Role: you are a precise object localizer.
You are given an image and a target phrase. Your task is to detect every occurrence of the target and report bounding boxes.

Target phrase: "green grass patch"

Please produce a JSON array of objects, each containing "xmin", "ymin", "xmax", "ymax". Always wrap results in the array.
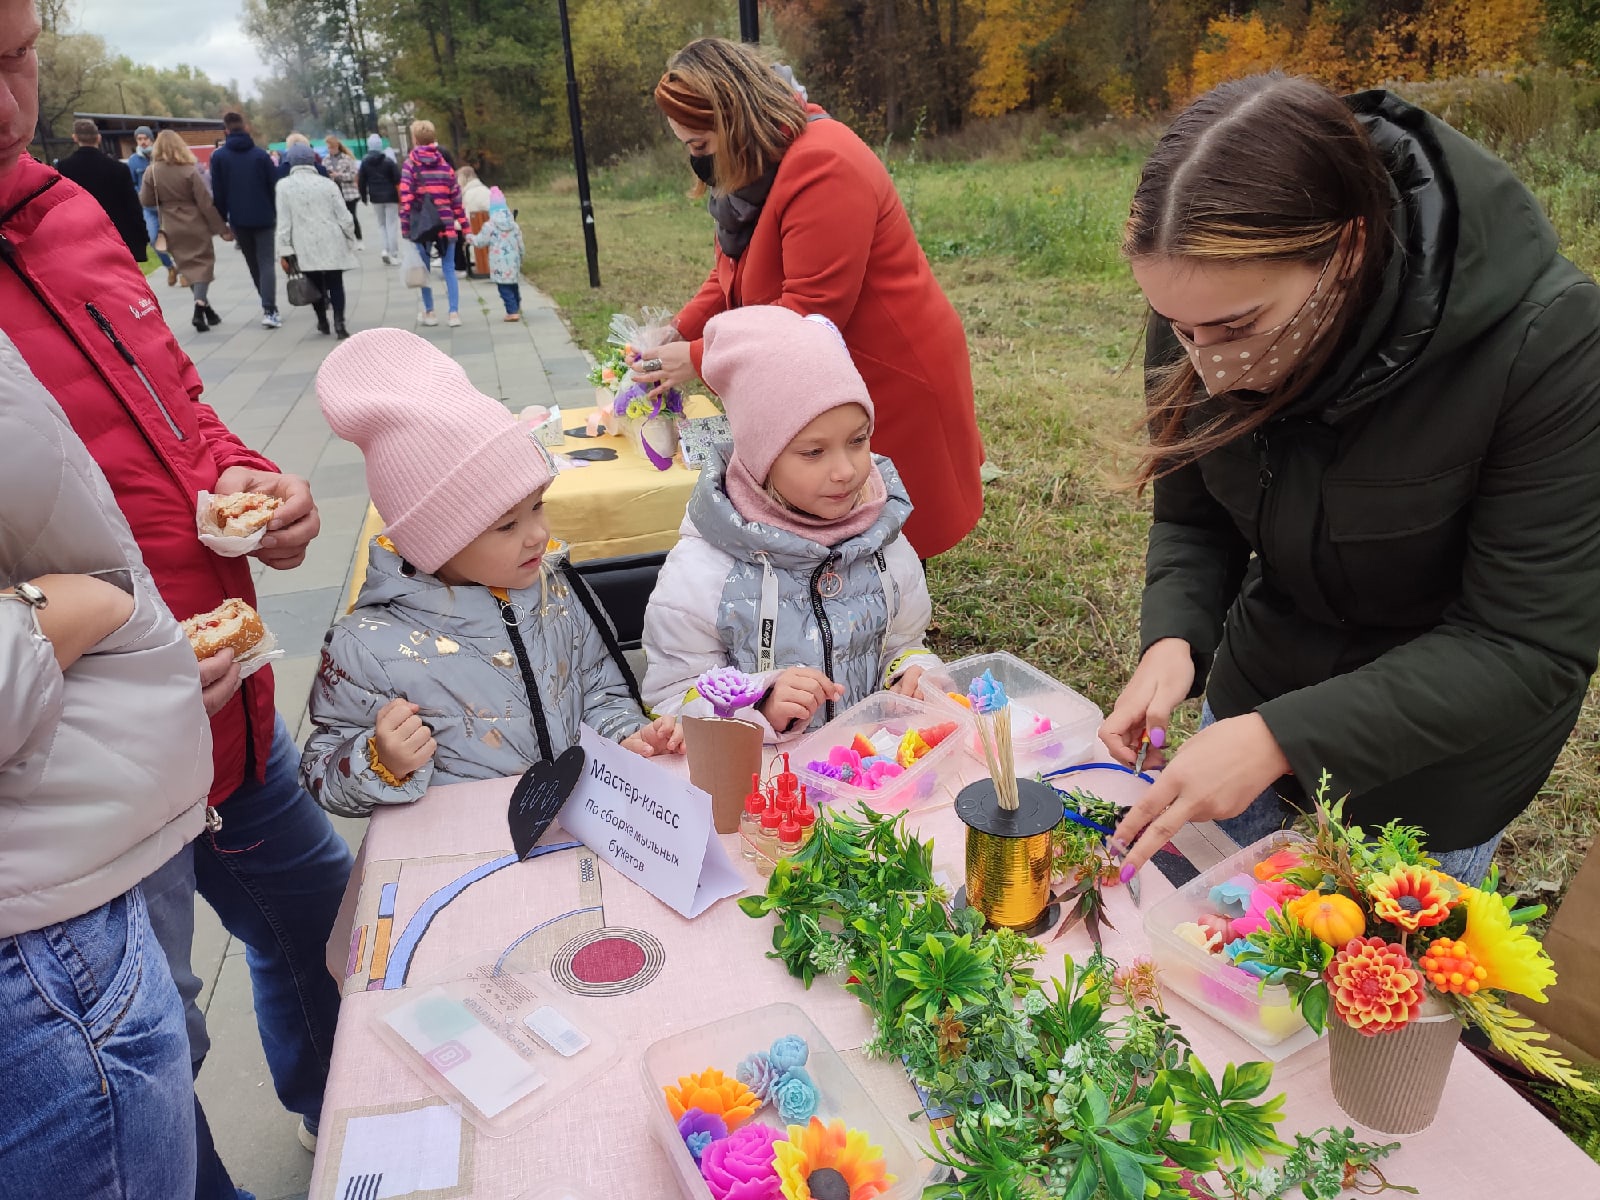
[{"xmin": 513, "ymin": 138, "xmax": 1600, "ymax": 915}]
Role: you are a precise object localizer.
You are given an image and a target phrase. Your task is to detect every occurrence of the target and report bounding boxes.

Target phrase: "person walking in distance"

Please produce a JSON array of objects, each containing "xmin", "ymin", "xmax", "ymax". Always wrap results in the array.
[
  {"xmin": 358, "ymin": 133, "xmax": 401, "ymax": 263},
  {"xmin": 323, "ymin": 134, "xmax": 363, "ymax": 250},
  {"xmin": 139, "ymin": 130, "xmax": 232, "ymax": 334},
  {"xmin": 399, "ymin": 119, "xmax": 466, "ymax": 327},
  {"xmin": 276, "ymin": 141, "xmax": 357, "ymax": 338},
  {"xmin": 209, "ymin": 111, "xmax": 282, "ymax": 329},
  {"xmin": 126, "ymin": 123, "xmax": 178, "ymax": 285},
  {"xmin": 54, "ymin": 117, "xmax": 147, "ymax": 263}
]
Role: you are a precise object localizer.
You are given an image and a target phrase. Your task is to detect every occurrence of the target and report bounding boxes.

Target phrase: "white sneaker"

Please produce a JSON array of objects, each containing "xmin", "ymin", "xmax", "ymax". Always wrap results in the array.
[
  {"xmin": 355, "ymin": 242, "xmax": 365, "ymax": 252},
  {"xmin": 261, "ymin": 310, "xmax": 281, "ymax": 329},
  {"xmin": 380, "ymin": 253, "xmax": 392, "ymax": 265},
  {"xmin": 418, "ymin": 309, "xmax": 438, "ymax": 327},
  {"xmin": 447, "ymin": 312, "xmax": 462, "ymax": 328}
]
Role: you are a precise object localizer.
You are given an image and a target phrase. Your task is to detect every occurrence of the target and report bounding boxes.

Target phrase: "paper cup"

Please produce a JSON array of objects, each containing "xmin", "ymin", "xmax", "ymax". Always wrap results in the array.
[
  {"xmin": 1327, "ymin": 1001, "xmax": 1460, "ymax": 1134},
  {"xmin": 681, "ymin": 715, "xmax": 763, "ymax": 835}
]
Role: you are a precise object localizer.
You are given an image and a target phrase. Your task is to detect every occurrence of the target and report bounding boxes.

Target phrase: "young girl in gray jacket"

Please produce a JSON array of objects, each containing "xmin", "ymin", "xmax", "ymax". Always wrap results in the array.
[
  {"xmin": 641, "ymin": 306, "xmax": 940, "ymax": 741},
  {"xmin": 302, "ymin": 329, "xmax": 679, "ymax": 818}
]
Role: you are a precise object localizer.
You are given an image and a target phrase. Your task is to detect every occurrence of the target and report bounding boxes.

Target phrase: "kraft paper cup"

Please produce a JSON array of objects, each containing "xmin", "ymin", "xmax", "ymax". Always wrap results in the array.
[
  {"xmin": 682, "ymin": 715, "xmax": 763, "ymax": 835},
  {"xmin": 1327, "ymin": 1001, "xmax": 1460, "ymax": 1134}
]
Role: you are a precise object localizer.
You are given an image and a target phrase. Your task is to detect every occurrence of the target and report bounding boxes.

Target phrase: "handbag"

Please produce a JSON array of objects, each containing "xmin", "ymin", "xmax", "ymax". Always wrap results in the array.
[
  {"xmin": 402, "ymin": 240, "xmax": 427, "ymax": 289},
  {"xmin": 285, "ymin": 269, "xmax": 322, "ymax": 307},
  {"xmin": 150, "ymin": 164, "xmax": 169, "ymax": 253}
]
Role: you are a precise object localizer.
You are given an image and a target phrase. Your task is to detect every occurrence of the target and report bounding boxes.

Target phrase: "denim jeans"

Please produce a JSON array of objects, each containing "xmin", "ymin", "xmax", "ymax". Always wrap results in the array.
[
  {"xmin": 418, "ymin": 234, "xmax": 460, "ymax": 314},
  {"xmin": 233, "ymin": 224, "xmax": 278, "ymax": 314},
  {"xmin": 372, "ymin": 202, "xmax": 400, "ymax": 258},
  {"xmin": 1201, "ymin": 701, "xmax": 1504, "ymax": 885},
  {"xmin": 144, "ymin": 714, "xmax": 354, "ymax": 1199},
  {"xmin": 143, "ymin": 206, "xmax": 174, "ymax": 269},
  {"xmin": 0, "ymin": 888, "xmax": 196, "ymax": 1196},
  {"xmin": 497, "ymin": 282, "xmax": 522, "ymax": 315}
]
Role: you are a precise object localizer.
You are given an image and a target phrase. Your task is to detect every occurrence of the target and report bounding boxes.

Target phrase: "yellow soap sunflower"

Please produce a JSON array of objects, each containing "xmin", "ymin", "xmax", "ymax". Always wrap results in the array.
[
  {"xmin": 773, "ymin": 1117, "xmax": 895, "ymax": 1200},
  {"xmin": 1457, "ymin": 887, "xmax": 1556, "ymax": 1002}
]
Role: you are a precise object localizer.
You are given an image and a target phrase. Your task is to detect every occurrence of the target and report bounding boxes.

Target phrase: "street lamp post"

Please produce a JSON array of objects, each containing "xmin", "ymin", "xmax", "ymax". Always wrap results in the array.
[
  {"xmin": 739, "ymin": 0, "xmax": 759, "ymax": 41},
  {"xmin": 556, "ymin": 0, "xmax": 601, "ymax": 288}
]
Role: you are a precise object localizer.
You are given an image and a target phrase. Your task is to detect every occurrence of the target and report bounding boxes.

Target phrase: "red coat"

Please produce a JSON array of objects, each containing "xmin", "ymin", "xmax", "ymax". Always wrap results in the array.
[
  {"xmin": 0, "ymin": 155, "xmax": 277, "ymax": 805},
  {"xmin": 677, "ymin": 114, "xmax": 984, "ymax": 559}
]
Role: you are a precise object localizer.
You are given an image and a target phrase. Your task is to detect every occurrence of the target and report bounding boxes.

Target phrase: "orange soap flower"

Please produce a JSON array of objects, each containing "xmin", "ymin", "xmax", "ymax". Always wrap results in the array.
[
  {"xmin": 1368, "ymin": 864, "xmax": 1456, "ymax": 932},
  {"xmin": 1419, "ymin": 936, "xmax": 1490, "ymax": 995},
  {"xmin": 1328, "ymin": 936, "xmax": 1424, "ymax": 1034},
  {"xmin": 774, "ymin": 1117, "xmax": 895, "ymax": 1200},
  {"xmin": 1253, "ymin": 848, "xmax": 1304, "ymax": 881},
  {"xmin": 663, "ymin": 1067, "xmax": 761, "ymax": 1131},
  {"xmin": 1287, "ymin": 890, "xmax": 1366, "ymax": 946}
]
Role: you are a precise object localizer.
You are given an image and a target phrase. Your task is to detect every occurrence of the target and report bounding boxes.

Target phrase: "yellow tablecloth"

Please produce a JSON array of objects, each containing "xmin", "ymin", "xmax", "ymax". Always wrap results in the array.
[{"xmin": 345, "ymin": 396, "xmax": 719, "ymax": 612}]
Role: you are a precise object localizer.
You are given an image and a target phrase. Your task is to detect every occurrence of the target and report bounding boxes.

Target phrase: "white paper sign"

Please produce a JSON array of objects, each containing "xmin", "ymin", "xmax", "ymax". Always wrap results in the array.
[{"xmin": 560, "ymin": 725, "xmax": 744, "ymax": 919}]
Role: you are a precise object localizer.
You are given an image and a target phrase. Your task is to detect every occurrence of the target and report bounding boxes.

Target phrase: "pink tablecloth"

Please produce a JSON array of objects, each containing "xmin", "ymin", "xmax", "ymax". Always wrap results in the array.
[{"xmin": 309, "ymin": 759, "xmax": 1600, "ymax": 1200}]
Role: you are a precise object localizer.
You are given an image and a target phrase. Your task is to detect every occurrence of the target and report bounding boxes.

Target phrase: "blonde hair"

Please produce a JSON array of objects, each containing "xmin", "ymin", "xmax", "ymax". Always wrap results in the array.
[
  {"xmin": 286, "ymin": 132, "xmax": 310, "ymax": 147},
  {"xmin": 657, "ymin": 38, "xmax": 807, "ymax": 194},
  {"xmin": 410, "ymin": 119, "xmax": 437, "ymax": 146},
  {"xmin": 151, "ymin": 129, "xmax": 197, "ymax": 166},
  {"xmin": 324, "ymin": 134, "xmax": 349, "ymax": 157},
  {"xmin": 456, "ymin": 165, "xmax": 478, "ymax": 184}
]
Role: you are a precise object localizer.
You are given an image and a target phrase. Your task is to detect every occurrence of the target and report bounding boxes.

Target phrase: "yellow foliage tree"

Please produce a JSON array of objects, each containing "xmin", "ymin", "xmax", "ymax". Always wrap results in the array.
[
  {"xmin": 969, "ymin": 0, "xmax": 1040, "ymax": 117},
  {"xmin": 1186, "ymin": 13, "xmax": 1294, "ymax": 99}
]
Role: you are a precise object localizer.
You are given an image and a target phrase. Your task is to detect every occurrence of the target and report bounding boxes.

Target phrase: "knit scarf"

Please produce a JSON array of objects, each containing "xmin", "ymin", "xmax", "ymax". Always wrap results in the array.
[
  {"xmin": 706, "ymin": 164, "xmax": 778, "ymax": 260},
  {"xmin": 724, "ymin": 454, "xmax": 888, "ymax": 547}
]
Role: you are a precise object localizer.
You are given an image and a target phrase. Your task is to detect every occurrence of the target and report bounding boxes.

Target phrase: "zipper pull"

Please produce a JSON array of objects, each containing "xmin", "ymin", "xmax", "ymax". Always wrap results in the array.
[
  {"xmin": 1254, "ymin": 429, "xmax": 1272, "ymax": 489},
  {"xmin": 815, "ymin": 553, "xmax": 842, "ymax": 600}
]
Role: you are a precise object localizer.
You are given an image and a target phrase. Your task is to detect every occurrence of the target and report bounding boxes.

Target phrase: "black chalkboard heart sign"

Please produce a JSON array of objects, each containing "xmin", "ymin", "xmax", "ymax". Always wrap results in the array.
[{"xmin": 509, "ymin": 746, "xmax": 586, "ymax": 861}]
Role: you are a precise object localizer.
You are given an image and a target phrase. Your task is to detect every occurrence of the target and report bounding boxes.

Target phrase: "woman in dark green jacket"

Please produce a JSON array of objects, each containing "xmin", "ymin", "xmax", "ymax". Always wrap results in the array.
[{"xmin": 1104, "ymin": 74, "xmax": 1600, "ymax": 885}]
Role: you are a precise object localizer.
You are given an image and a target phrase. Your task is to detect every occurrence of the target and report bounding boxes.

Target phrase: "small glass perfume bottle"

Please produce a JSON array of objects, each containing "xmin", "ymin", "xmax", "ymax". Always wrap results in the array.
[
  {"xmin": 795, "ymin": 787, "xmax": 817, "ymax": 848},
  {"xmin": 755, "ymin": 797, "xmax": 783, "ymax": 877},
  {"xmin": 739, "ymin": 773, "xmax": 764, "ymax": 862},
  {"xmin": 777, "ymin": 812, "xmax": 802, "ymax": 863}
]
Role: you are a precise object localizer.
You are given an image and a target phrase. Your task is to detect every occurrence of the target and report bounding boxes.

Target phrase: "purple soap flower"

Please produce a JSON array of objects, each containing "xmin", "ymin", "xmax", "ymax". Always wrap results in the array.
[
  {"xmin": 697, "ymin": 667, "xmax": 766, "ymax": 719},
  {"xmin": 967, "ymin": 668, "xmax": 1008, "ymax": 715},
  {"xmin": 678, "ymin": 1108, "xmax": 729, "ymax": 1164},
  {"xmin": 736, "ymin": 1050, "xmax": 779, "ymax": 1103},
  {"xmin": 700, "ymin": 1123, "xmax": 784, "ymax": 1200}
]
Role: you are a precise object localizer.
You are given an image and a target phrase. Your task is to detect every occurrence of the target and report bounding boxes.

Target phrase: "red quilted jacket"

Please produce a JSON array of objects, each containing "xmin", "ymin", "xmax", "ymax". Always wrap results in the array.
[{"xmin": 0, "ymin": 155, "xmax": 277, "ymax": 805}]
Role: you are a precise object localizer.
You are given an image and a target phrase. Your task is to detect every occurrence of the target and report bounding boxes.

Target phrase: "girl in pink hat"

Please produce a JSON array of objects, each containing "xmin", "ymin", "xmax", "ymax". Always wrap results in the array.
[
  {"xmin": 642, "ymin": 305, "xmax": 940, "ymax": 740},
  {"xmin": 302, "ymin": 329, "xmax": 680, "ymax": 817}
]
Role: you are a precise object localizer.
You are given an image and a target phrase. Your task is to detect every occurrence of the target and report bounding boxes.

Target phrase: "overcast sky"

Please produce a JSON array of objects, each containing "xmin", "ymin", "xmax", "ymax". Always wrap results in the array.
[{"xmin": 75, "ymin": 0, "xmax": 268, "ymax": 98}]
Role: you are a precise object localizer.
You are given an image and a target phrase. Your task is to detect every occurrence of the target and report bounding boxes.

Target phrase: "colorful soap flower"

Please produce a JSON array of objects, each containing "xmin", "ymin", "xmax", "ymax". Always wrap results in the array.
[
  {"xmin": 768, "ymin": 1035, "xmax": 810, "ymax": 1073},
  {"xmin": 1418, "ymin": 936, "xmax": 1490, "ymax": 996},
  {"xmin": 1367, "ymin": 863, "xmax": 1457, "ymax": 932},
  {"xmin": 1327, "ymin": 936, "xmax": 1424, "ymax": 1034},
  {"xmin": 773, "ymin": 1117, "xmax": 895, "ymax": 1200},
  {"xmin": 773, "ymin": 1066, "xmax": 820, "ymax": 1124},
  {"xmin": 1252, "ymin": 848, "xmax": 1305, "ymax": 882},
  {"xmin": 1228, "ymin": 880, "xmax": 1305, "ymax": 938},
  {"xmin": 1223, "ymin": 938, "xmax": 1287, "ymax": 981},
  {"xmin": 1286, "ymin": 890, "xmax": 1366, "ymax": 946},
  {"xmin": 1207, "ymin": 874, "xmax": 1256, "ymax": 919},
  {"xmin": 701, "ymin": 1123, "xmax": 785, "ymax": 1200},
  {"xmin": 679, "ymin": 1108, "xmax": 729, "ymax": 1164},
  {"xmin": 663, "ymin": 1067, "xmax": 762, "ymax": 1131},
  {"xmin": 1173, "ymin": 921, "xmax": 1225, "ymax": 955},
  {"xmin": 966, "ymin": 669, "xmax": 1008, "ymax": 715},
  {"xmin": 697, "ymin": 667, "xmax": 767, "ymax": 719},
  {"xmin": 736, "ymin": 1051, "xmax": 779, "ymax": 1103},
  {"xmin": 896, "ymin": 728, "xmax": 932, "ymax": 768},
  {"xmin": 1457, "ymin": 887, "xmax": 1557, "ymax": 1001}
]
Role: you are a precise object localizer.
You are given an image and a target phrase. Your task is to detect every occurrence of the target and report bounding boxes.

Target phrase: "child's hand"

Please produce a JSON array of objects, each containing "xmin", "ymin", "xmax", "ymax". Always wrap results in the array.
[
  {"xmin": 374, "ymin": 698, "xmax": 436, "ymax": 778},
  {"xmin": 622, "ymin": 716, "xmax": 684, "ymax": 758},
  {"xmin": 758, "ymin": 667, "xmax": 844, "ymax": 733},
  {"xmin": 888, "ymin": 665, "xmax": 926, "ymax": 697}
]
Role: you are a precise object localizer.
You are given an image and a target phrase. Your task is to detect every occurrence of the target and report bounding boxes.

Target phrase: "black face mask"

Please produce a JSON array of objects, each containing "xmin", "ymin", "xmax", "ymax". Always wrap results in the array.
[{"xmin": 689, "ymin": 152, "xmax": 715, "ymax": 185}]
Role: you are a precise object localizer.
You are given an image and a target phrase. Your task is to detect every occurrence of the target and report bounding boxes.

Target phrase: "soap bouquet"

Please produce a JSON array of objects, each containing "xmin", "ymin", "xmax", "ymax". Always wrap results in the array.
[
  {"xmin": 1222, "ymin": 775, "xmax": 1586, "ymax": 1089},
  {"xmin": 663, "ymin": 1034, "xmax": 896, "ymax": 1200},
  {"xmin": 608, "ymin": 306, "xmax": 689, "ymax": 423}
]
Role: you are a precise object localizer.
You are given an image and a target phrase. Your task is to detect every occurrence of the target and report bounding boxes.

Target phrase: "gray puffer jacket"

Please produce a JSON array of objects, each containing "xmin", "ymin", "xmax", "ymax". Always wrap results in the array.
[
  {"xmin": 642, "ymin": 449, "xmax": 938, "ymax": 741},
  {"xmin": 0, "ymin": 331, "xmax": 210, "ymax": 937},
  {"xmin": 302, "ymin": 537, "xmax": 648, "ymax": 817}
]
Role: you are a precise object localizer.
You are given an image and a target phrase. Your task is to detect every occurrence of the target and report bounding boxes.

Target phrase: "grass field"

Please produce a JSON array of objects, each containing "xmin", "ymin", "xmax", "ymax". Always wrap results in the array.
[{"xmin": 512, "ymin": 129, "xmax": 1600, "ymax": 914}]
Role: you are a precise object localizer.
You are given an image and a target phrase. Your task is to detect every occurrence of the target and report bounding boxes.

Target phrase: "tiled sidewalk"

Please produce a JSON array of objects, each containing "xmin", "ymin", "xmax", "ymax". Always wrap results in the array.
[{"xmin": 164, "ymin": 218, "xmax": 593, "ymax": 1199}]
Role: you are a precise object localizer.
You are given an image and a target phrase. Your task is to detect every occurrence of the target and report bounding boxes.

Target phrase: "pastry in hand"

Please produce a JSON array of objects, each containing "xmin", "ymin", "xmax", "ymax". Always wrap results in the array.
[
  {"xmin": 209, "ymin": 491, "xmax": 282, "ymax": 537},
  {"xmin": 183, "ymin": 599, "xmax": 266, "ymax": 661}
]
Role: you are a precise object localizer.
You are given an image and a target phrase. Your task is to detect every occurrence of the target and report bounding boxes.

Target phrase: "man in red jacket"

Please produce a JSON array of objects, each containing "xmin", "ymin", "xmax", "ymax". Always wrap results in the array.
[{"xmin": 0, "ymin": 3, "xmax": 351, "ymax": 1194}]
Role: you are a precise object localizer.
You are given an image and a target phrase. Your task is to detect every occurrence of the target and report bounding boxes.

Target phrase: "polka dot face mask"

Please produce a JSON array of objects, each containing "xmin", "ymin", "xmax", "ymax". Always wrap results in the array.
[{"xmin": 1171, "ymin": 257, "xmax": 1339, "ymax": 396}]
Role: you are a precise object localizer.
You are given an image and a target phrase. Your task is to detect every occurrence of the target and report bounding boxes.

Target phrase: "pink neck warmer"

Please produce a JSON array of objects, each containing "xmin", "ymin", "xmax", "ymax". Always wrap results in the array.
[{"xmin": 725, "ymin": 454, "xmax": 887, "ymax": 547}]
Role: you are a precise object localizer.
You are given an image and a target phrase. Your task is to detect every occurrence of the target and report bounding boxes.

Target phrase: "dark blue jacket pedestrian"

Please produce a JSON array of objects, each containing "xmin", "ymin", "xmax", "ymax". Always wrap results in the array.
[{"xmin": 209, "ymin": 113, "xmax": 283, "ymax": 327}]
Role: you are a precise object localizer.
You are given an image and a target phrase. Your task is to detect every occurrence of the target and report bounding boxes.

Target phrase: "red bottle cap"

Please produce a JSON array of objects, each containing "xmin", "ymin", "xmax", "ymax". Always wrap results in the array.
[
  {"xmin": 776, "ymin": 751, "xmax": 799, "ymax": 799},
  {"xmin": 743, "ymin": 774, "xmax": 764, "ymax": 817},
  {"xmin": 778, "ymin": 815, "xmax": 802, "ymax": 848},
  {"xmin": 759, "ymin": 798, "xmax": 782, "ymax": 835},
  {"xmin": 795, "ymin": 802, "xmax": 816, "ymax": 829}
]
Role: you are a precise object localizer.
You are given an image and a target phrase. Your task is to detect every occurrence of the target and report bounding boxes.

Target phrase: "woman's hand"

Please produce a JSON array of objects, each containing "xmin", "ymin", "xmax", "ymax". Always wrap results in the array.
[
  {"xmin": 1110, "ymin": 713, "xmax": 1291, "ymax": 874},
  {"xmin": 759, "ymin": 667, "xmax": 844, "ymax": 734},
  {"xmin": 627, "ymin": 341, "xmax": 696, "ymax": 401},
  {"xmin": 213, "ymin": 466, "xmax": 321, "ymax": 570},
  {"xmin": 1099, "ymin": 637, "xmax": 1195, "ymax": 770},
  {"xmin": 622, "ymin": 716, "xmax": 685, "ymax": 758}
]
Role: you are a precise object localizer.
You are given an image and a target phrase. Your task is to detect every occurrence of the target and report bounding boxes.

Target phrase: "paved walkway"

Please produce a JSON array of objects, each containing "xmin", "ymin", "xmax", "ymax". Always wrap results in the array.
[{"xmin": 164, "ymin": 215, "xmax": 594, "ymax": 1200}]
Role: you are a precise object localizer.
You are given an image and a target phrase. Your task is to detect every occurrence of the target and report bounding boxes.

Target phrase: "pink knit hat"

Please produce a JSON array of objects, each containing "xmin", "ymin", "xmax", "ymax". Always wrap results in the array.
[
  {"xmin": 316, "ymin": 328, "xmax": 554, "ymax": 574},
  {"xmin": 700, "ymin": 306, "xmax": 873, "ymax": 483}
]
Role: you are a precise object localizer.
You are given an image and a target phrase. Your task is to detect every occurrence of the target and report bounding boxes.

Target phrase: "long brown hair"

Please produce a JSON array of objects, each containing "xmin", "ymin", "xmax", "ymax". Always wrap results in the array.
[
  {"xmin": 1125, "ymin": 73, "xmax": 1393, "ymax": 486},
  {"xmin": 151, "ymin": 129, "xmax": 197, "ymax": 166},
  {"xmin": 655, "ymin": 38, "xmax": 807, "ymax": 194}
]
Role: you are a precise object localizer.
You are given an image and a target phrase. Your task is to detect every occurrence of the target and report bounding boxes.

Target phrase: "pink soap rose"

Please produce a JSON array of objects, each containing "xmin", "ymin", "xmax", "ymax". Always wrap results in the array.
[{"xmin": 700, "ymin": 1123, "xmax": 784, "ymax": 1200}]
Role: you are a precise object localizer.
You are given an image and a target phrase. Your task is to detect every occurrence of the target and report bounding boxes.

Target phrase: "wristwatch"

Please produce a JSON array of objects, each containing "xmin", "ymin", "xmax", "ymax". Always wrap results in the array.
[{"xmin": 1, "ymin": 581, "xmax": 48, "ymax": 609}]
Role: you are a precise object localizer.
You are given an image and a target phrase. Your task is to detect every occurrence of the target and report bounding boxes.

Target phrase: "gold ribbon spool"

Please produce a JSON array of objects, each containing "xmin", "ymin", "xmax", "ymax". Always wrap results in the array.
[{"xmin": 965, "ymin": 826, "xmax": 1052, "ymax": 930}]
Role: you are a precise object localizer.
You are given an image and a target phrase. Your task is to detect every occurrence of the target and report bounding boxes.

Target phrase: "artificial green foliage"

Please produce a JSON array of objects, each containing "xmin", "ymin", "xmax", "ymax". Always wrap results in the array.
[{"xmin": 741, "ymin": 805, "xmax": 1406, "ymax": 1198}]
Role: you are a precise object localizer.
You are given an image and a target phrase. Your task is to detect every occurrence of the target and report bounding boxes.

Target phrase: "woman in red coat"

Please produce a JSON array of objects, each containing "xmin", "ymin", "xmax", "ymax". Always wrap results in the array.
[{"xmin": 631, "ymin": 38, "xmax": 983, "ymax": 559}]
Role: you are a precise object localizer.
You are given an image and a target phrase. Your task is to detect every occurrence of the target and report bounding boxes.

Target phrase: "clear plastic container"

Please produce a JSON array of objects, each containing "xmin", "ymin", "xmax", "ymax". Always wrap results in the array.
[
  {"xmin": 514, "ymin": 1183, "xmax": 600, "ymax": 1200},
  {"xmin": 788, "ymin": 692, "xmax": 971, "ymax": 813},
  {"xmin": 1143, "ymin": 830, "xmax": 1315, "ymax": 1055},
  {"xmin": 917, "ymin": 652, "xmax": 1103, "ymax": 777},
  {"xmin": 641, "ymin": 1002, "xmax": 928, "ymax": 1200}
]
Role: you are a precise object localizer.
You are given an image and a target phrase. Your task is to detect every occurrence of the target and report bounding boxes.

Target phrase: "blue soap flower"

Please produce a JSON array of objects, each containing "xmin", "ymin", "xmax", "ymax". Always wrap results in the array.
[
  {"xmin": 768, "ymin": 1034, "xmax": 809, "ymax": 1073},
  {"xmin": 773, "ymin": 1066, "xmax": 819, "ymax": 1124},
  {"xmin": 1223, "ymin": 937, "xmax": 1287, "ymax": 981},
  {"xmin": 1208, "ymin": 873, "xmax": 1256, "ymax": 919},
  {"xmin": 967, "ymin": 669, "xmax": 1008, "ymax": 715}
]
